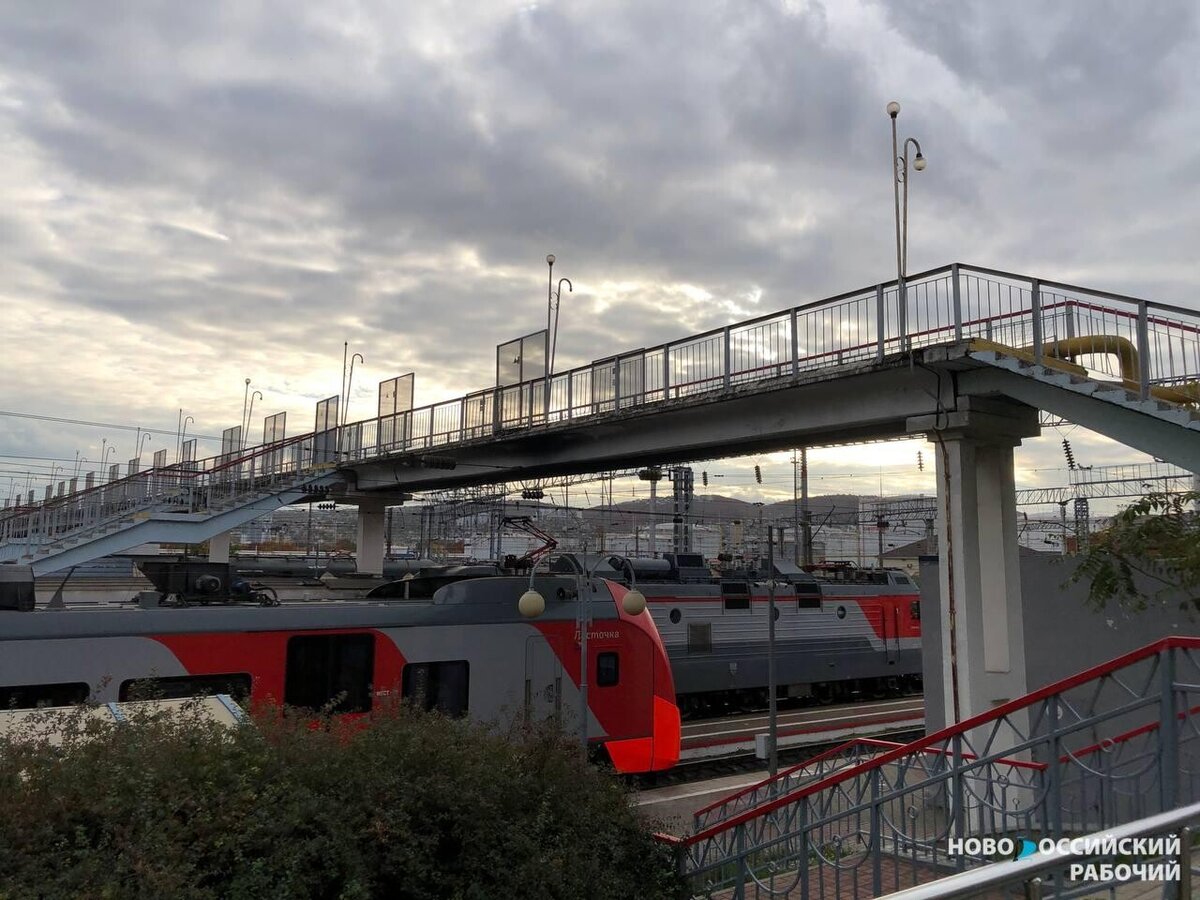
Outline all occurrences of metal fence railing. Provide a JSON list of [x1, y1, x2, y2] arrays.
[[661, 636, 1200, 899], [0, 432, 332, 561], [323, 263, 1200, 458]]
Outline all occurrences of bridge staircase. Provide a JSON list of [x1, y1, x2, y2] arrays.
[[0, 434, 341, 575], [661, 636, 1200, 899], [942, 336, 1200, 471]]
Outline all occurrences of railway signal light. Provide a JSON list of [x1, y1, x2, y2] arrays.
[[521, 488, 544, 500]]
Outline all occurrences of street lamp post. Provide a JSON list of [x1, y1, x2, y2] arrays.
[[246, 391, 262, 449], [241, 378, 252, 445], [345, 353, 364, 426], [544, 255, 572, 416], [887, 101, 926, 346], [550, 277, 572, 377], [766, 526, 778, 778], [179, 416, 194, 464]]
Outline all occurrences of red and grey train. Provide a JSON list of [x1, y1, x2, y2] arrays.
[[572, 553, 923, 717], [0, 566, 681, 774]]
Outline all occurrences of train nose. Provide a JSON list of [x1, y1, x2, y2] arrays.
[[651, 694, 681, 771]]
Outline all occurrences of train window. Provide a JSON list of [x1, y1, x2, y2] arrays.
[[721, 581, 750, 611], [910, 600, 921, 621], [796, 587, 822, 610], [402, 661, 470, 717], [0, 681, 89, 710], [285, 633, 375, 714], [895, 575, 913, 585], [688, 623, 712, 653], [120, 673, 252, 702], [596, 652, 619, 687], [669, 608, 682, 624]]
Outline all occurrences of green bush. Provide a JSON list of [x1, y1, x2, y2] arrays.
[[0, 702, 681, 899]]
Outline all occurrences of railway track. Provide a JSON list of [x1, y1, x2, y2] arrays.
[[632, 694, 924, 790]]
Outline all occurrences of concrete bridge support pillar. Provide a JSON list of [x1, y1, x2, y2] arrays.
[[933, 433, 1029, 728], [208, 530, 232, 564], [355, 498, 387, 576], [909, 399, 1040, 740]]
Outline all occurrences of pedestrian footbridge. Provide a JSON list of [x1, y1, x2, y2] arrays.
[[4, 262, 1198, 577]]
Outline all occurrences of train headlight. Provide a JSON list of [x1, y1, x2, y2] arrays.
[[518, 589, 546, 618], [621, 588, 647, 616]]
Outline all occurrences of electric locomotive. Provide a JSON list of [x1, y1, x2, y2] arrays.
[[578, 553, 922, 717]]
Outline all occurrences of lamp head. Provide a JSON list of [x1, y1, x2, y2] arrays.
[[913, 153, 927, 172], [546, 254, 555, 266], [886, 101, 901, 118], [621, 588, 647, 616], [518, 589, 546, 618]]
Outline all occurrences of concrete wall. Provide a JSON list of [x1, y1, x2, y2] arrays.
[[918, 551, 1192, 733]]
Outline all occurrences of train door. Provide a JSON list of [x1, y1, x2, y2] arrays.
[[525, 635, 562, 722]]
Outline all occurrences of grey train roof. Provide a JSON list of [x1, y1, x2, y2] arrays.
[[0, 575, 615, 642]]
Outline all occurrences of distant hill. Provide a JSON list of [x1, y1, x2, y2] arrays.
[[588, 493, 865, 527]]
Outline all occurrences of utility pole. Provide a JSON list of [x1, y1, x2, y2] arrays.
[[801, 448, 811, 565], [792, 451, 800, 565], [766, 526, 778, 777]]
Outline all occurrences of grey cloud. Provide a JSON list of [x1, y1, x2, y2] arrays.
[[0, 0, 1197, 493]]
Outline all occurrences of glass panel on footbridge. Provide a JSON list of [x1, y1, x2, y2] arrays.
[[378, 374, 414, 452], [313, 396, 339, 464], [263, 412, 286, 474], [496, 330, 548, 427]]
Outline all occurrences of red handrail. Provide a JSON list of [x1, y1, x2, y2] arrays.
[[683, 635, 1200, 847]]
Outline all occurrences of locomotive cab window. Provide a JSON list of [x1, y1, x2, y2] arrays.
[[120, 672, 251, 702], [596, 652, 619, 687], [721, 581, 751, 611], [0, 681, 89, 710], [796, 586, 822, 610], [285, 633, 375, 714], [403, 660, 470, 717]]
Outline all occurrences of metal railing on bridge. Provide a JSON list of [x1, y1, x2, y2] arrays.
[[300, 262, 1200, 461], [0, 432, 333, 560], [660, 636, 1200, 899], [5, 263, 1200, 559]]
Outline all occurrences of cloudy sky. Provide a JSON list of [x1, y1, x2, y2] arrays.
[[2, 0, 1197, 514]]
